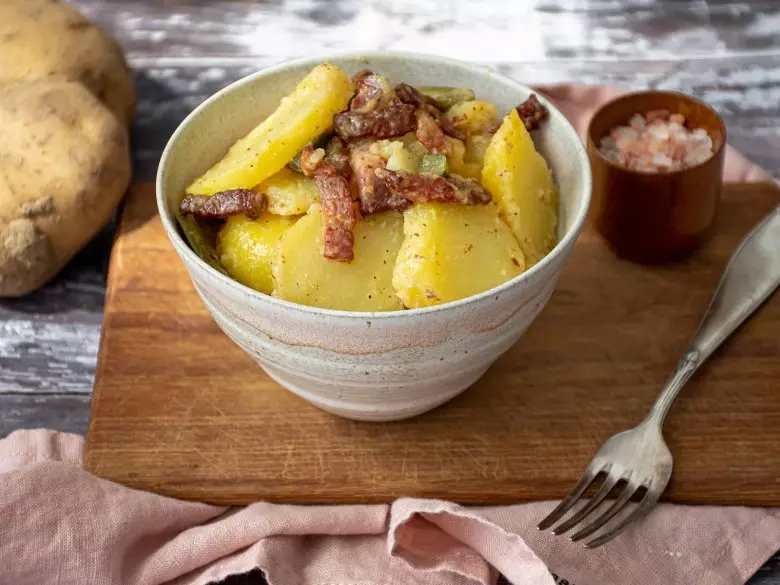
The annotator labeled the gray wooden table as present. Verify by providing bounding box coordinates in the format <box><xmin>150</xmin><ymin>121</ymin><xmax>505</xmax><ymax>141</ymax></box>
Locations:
<box><xmin>1</xmin><ymin>1</ymin><xmax>778</xmax><ymax>582</ymax></box>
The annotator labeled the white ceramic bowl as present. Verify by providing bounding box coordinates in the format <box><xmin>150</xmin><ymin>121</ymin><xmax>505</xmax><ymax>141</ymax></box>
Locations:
<box><xmin>157</xmin><ymin>51</ymin><xmax>591</xmax><ymax>421</ymax></box>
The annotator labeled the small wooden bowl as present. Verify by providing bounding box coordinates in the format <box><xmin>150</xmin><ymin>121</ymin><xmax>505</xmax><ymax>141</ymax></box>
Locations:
<box><xmin>587</xmin><ymin>91</ymin><xmax>726</xmax><ymax>264</ymax></box>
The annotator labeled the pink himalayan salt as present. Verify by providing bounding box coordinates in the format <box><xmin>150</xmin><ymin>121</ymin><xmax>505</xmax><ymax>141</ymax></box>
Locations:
<box><xmin>599</xmin><ymin>110</ymin><xmax>713</xmax><ymax>172</ymax></box>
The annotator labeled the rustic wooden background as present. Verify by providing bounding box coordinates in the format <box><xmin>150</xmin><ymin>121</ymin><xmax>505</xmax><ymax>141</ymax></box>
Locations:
<box><xmin>0</xmin><ymin>0</ymin><xmax>778</xmax><ymax>582</ymax></box>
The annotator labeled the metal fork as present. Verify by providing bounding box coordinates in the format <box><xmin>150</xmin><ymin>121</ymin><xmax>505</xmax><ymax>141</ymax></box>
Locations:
<box><xmin>538</xmin><ymin>205</ymin><xmax>780</xmax><ymax>548</ymax></box>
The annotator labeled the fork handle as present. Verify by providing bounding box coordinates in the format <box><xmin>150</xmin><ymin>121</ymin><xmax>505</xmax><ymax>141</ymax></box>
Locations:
<box><xmin>648</xmin><ymin>205</ymin><xmax>780</xmax><ymax>425</ymax></box>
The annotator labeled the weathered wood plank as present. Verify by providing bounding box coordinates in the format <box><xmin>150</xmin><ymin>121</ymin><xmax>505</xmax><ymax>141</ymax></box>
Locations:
<box><xmin>72</xmin><ymin>0</ymin><xmax>780</xmax><ymax>61</ymax></box>
<box><xmin>0</xmin><ymin>225</ymin><xmax>111</xmax><ymax>394</ymax></box>
<box><xmin>0</xmin><ymin>395</ymin><xmax>91</xmax><ymax>437</ymax></box>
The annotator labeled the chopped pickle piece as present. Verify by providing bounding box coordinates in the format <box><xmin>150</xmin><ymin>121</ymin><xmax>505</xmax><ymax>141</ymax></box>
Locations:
<box><xmin>418</xmin><ymin>86</ymin><xmax>476</xmax><ymax>110</ymax></box>
<box><xmin>418</xmin><ymin>153</ymin><xmax>448</xmax><ymax>176</ymax></box>
<box><xmin>176</xmin><ymin>212</ymin><xmax>229</xmax><ymax>275</ymax></box>
<box><xmin>400</xmin><ymin>132</ymin><xmax>431</xmax><ymax>158</ymax></box>
<box><xmin>464</xmin><ymin>134</ymin><xmax>492</xmax><ymax>165</ymax></box>
<box><xmin>445</xmin><ymin>137</ymin><xmax>481</xmax><ymax>180</ymax></box>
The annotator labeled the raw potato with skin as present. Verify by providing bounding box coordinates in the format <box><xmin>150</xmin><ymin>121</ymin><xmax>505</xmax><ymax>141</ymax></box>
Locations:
<box><xmin>0</xmin><ymin>80</ymin><xmax>130</xmax><ymax>296</ymax></box>
<box><xmin>0</xmin><ymin>0</ymin><xmax>135</xmax><ymax>126</ymax></box>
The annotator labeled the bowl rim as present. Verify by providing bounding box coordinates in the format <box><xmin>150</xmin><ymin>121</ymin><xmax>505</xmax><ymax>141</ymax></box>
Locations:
<box><xmin>156</xmin><ymin>50</ymin><xmax>592</xmax><ymax>319</ymax></box>
<box><xmin>586</xmin><ymin>89</ymin><xmax>727</xmax><ymax>177</ymax></box>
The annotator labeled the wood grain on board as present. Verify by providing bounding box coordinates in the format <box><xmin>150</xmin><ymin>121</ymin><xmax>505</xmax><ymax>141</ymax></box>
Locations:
<box><xmin>84</xmin><ymin>182</ymin><xmax>780</xmax><ymax>506</ymax></box>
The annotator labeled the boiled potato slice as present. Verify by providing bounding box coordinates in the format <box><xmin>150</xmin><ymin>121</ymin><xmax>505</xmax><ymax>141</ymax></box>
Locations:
<box><xmin>273</xmin><ymin>205</ymin><xmax>404</xmax><ymax>311</ymax></box>
<box><xmin>370</xmin><ymin>139</ymin><xmax>421</xmax><ymax>173</ymax></box>
<box><xmin>393</xmin><ymin>203</ymin><xmax>525</xmax><ymax>309</ymax></box>
<box><xmin>186</xmin><ymin>64</ymin><xmax>354</xmax><ymax>195</ymax></box>
<box><xmin>481</xmin><ymin>109</ymin><xmax>558</xmax><ymax>266</ymax></box>
<box><xmin>446</xmin><ymin>100</ymin><xmax>497</xmax><ymax>135</ymax></box>
<box><xmin>218</xmin><ymin>213</ymin><xmax>297</xmax><ymax>294</ymax></box>
<box><xmin>445</xmin><ymin>137</ymin><xmax>481</xmax><ymax>180</ymax></box>
<box><xmin>255</xmin><ymin>167</ymin><xmax>319</xmax><ymax>215</ymax></box>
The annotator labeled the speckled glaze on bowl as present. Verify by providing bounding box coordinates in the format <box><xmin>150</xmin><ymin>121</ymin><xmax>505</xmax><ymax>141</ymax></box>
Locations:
<box><xmin>157</xmin><ymin>51</ymin><xmax>591</xmax><ymax>421</ymax></box>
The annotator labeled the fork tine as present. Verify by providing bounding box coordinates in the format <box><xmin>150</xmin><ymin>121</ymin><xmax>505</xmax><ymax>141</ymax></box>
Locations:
<box><xmin>585</xmin><ymin>487</ymin><xmax>660</xmax><ymax>548</ymax></box>
<box><xmin>569</xmin><ymin>479</ymin><xmax>641</xmax><ymax>542</ymax></box>
<box><xmin>537</xmin><ymin>462</ymin><xmax>606</xmax><ymax>531</ymax></box>
<box><xmin>552</xmin><ymin>471</ymin><xmax>622</xmax><ymax>535</ymax></box>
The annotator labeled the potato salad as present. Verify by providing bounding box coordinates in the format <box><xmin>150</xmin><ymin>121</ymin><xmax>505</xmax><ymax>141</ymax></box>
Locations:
<box><xmin>178</xmin><ymin>64</ymin><xmax>559</xmax><ymax>311</ymax></box>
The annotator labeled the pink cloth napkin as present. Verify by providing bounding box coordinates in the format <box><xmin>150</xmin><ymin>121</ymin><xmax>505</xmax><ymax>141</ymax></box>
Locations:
<box><xmin>2</xmin><ymin>85</ymin><xmax>778</xmax><ymax>585</ymax></box>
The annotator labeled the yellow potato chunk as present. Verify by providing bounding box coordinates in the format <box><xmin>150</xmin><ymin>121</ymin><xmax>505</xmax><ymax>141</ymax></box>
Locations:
<box><xmin>255</xmin><ymin>167</ymin><xmax>319</xmax><ymax>215</ymax></box>
<box><xmin>370</xmin><ymin>139</ymin><xmax>421</xmax><ymax>173</ymax></box>
<box><xmin>481</xmin><ymin>109</ymin><xmax>558</xmax><ymax>266</ymax></box>
<box><xmin>392</xmin><ymin>203</ymin><xmax>526</xmax><ymax>309</ymax></box>
<box><xmin>218</xmin><ymin>213</ymin><xmax>297</xmax><ymax>294</ymax></box>
<box><xmin>446</xmin><ymin>137</ymin><xmax>481</xmax><ymax>180</ymax></box>
<box><xmin>273</xmin><ymin>205</ymin><xmax>404</xmax><ymax>311</ymax></box>
<box><xmin>186</xmin><ymin>64</ymin><xmax>354</xmax><ymax>195</ymax></box>
<box><xmin>445</xmin><ymin>100</ymin><xmax>497</xmax><ymax>135</ymax></box>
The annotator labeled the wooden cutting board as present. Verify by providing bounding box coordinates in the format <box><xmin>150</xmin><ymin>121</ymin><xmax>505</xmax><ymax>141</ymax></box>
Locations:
<box><xmin>84</xmin><ymin>183</ymin><xmax>780</xmax><ymax>506</ymax></box>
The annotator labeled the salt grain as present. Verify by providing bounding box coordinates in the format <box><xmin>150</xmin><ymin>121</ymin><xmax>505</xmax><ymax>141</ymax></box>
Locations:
<box><xmin>599</xmin><ymin>110</ymin><xmax>714</xmax><ymax>173</ymax></box>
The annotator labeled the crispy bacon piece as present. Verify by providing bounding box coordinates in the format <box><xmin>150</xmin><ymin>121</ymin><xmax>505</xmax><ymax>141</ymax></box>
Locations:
<box><xmin>437</xmin><ymin>111</ymin><xmax>466</xmax><ymax>141</ymax></box>
<box><xmin>415</xmin><ymin>109</ymin><xmax>451</xmax><ymax>155</ymax></box>
<box><xmin>334</xmin><ymin>102</ymin><xmax>416</xmax><ymax>141</ymax></box>
<box><xmin>323</xmin><ymin>136</ymin><xmax>351</xmax><ymax>177</ymax></box>
<box><xmin>349</xmin><ymin>73</ymin><xmax>395</xmax><ymax>114</ymax></box>
<box><xmin>300</xmin><ymin>145</ymin><xmax>357</xmax><ymax>262</ymax></box>
<box><xmin>484</xmin><ymin>94</ymin><xmax>550</xmax><ymax>134</ymax></box>
<box><xmin>179</xmin><ymin>189</ymin><xmax>266</xmax><ymax>219</ymax></box>
<box><xmin>317</xmin><ymin>172</ymin><xmax>357</xmax><ymax>261</ymax></box>
<box><xmin>349</xmin><ymin>143</ymin><xmax>410</xmax><ymax>215</ymax></box>
<box><xmin>299</xmin><ymin>144</ymin><xmax>326</xmax><ymax>176</ymax></box>
<box><xmin>394</xmin><ymin>83</ymin><xmax>431</xmax><ymax>109</ymax></box>
<box><xmin>395</xmin><ymin>82</ymin><xmax>465</xmax><ymax>141</ymax></box>
<box><xmin>375</xmin><ymin>168</ymin><xmax>491</xmax><ymax>205</ymax></box>
<box><xmin>515</xmin><ymin>94</ymin><xmax>549</xmax><ymax>131</ymax></box>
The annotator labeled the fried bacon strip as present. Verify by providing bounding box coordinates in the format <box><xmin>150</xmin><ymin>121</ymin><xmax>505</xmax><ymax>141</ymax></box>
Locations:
<box><xmin>394</xmin><ymin>82</ymin><xmax>431</xmax><ymax>109</ymax></box>
<box><xmin>300</xmin><ymin>145</ymin><xmax>357</xmax><ymax>262</ymax></box>
<box><xmin>333</xmin><ymin>102</ymin><xmax>416</xmax><ymax>141</ymax></box>
<box><xmin>179</xmin><ymin>189</ymin><xmax>266</xmax><ymax>219</ymax></box>
<box><xmin>349</xmin><ymin>73</ymin><xmax>395</xmax><ymax>114</ymax></box>
<box><xmin>349</xmin><ymin>143</ymin><xmax>410</xmax><ymax>215</ymax></box>
<box><xmin>395</xmin><ymin>82</ymin><xmax>465</xmax><ymax>141</ymax></box>
<box><xmin>415</xmin><ymin>109</ymin><xmax>451</xmax><ymax>155</ymax></box>
<box><xmin>516</xmin><ymin>93</ymin><xmax>549</xmax><ymax>131</ymax></box>
<box><xmin>322</xmin><ymin>136</ymin><xmax>351</xmax><ymax>177</ymax></box>
<box><xmin>375</xmin><ymin>168</ymin><xmax>491</xmax><ymax>206</ymax></box>
<box><xmin>486</xmin><ymin>93</ymin><xmax>550</xmax><ymax>134</ymax></box>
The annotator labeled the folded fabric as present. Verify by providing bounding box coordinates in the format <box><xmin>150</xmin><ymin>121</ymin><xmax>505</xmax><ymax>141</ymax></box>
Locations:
<box><xmin>2</xmin><ymin>430</ymin><xmax>779</xmax><ymax>585</ymax></box>
<box><xmin>2</xmin><ymin>84</ymin><xmax>778</xmax><ymax>585</ymax></box>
